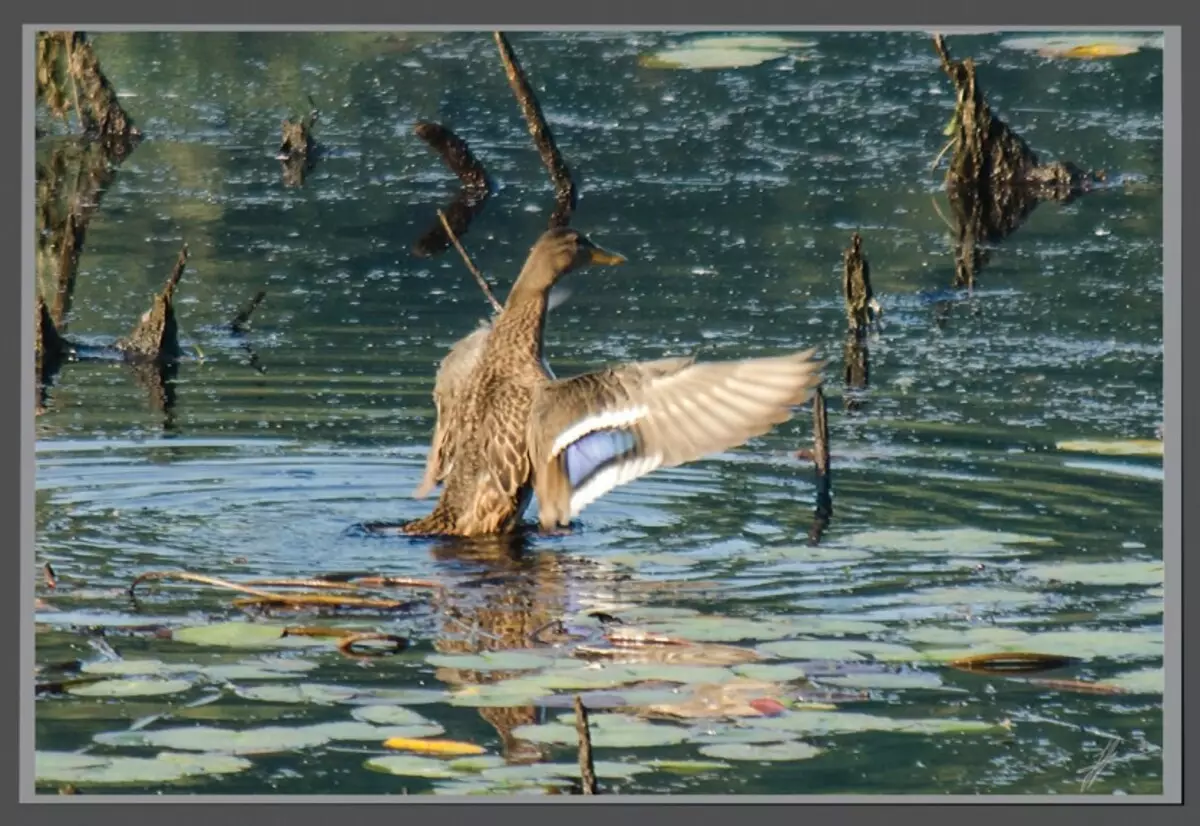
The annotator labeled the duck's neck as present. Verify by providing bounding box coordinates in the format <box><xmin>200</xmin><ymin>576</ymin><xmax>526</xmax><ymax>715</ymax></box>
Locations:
<box><xmin>491</xmin><ymin>257</ymin><xmax>557</xmax><ymax>366</ymax></box>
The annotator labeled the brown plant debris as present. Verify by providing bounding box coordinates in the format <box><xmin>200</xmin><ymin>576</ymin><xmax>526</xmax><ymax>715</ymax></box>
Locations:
<box><xmin>128</xmin><ymin>570</ymin><xmax>422</xmax><ymax>612</ymax></box>
<box><xmin>931</xmin><ymin>34</ymin><xmax>1103</xmax><ymax>288</ymax></box>
<box><xmin>495</xmin><ymin>31</ymin><xmax>578</xmax><ymax>228</ymax></box>
<box><xmin>116</xmin><ymin>245</ymin><xmax>189</xmax><ymax>363</ymax></box>
<box><xmin>412</xmin><ymin>122</ymin><xmax>494</xmax><ymax>257</ymax></box>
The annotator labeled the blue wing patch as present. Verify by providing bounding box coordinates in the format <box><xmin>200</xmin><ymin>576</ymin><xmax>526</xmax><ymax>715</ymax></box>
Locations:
<box><xmin>563</xmin><ymin>428</ymin><xmax>639</xmax><ymax>489</ymax></box>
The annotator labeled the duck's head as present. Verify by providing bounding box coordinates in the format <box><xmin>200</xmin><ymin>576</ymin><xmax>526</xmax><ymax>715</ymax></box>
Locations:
<box><xmin>530</xmin><ymin>227</ymin><xmax>627</xmax><ymax>283</ymax></box>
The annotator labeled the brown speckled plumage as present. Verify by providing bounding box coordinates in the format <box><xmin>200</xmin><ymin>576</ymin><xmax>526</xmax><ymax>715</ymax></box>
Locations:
<box><xmin>405</xmin><ymin>228</ymin><xmax>824</xmax><ymax>538</ymax></box>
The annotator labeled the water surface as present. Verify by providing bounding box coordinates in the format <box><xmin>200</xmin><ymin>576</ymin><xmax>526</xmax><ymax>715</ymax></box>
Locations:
<box><xmin>34</xmin><ymin>30</ymin><xmax>1164</xmax><ymax>796</ymax></box>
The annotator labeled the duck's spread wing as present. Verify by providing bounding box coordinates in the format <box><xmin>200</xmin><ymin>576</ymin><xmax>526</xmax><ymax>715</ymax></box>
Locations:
<box><xmin>414</xmin><ymin>322</ymin><xmax>491</xmax><ymax>498</ymax></box>
<box><xmin>527</xmin><ymin>349</ymin><xmax>823</xmax><ymax>525</ymax></box>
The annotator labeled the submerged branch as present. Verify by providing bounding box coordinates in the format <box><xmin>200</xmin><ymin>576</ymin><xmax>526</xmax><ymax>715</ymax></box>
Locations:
<box><xmin>494</xmin><ymin>31</ymin><xmax>578</xmax><ymax>227</ymax></box>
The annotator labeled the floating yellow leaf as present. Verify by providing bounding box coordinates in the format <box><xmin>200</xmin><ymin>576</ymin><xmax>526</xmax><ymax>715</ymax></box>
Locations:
<box><xmin>1056</xmin><ymin>439</ymin><xmax>1163</xmax><ymax>457</ymax></box>
<box><xmin>382</xmin><ymin>737</ymin><xmax>486</xmax><ymax>756</ymax></box>
<box><xmin>1000</xmin><ymin>34</ymin><xmax>1161</xmax><ymax>59</ymax></box>
<box><xmin>1054</xmin><ymin>43</ymin><xmax>1140</xmax><ymax>59</ymax></box>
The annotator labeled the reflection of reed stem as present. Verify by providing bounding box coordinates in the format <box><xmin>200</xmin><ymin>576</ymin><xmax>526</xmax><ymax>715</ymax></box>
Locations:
<box><xmin>438</xmin><ymin>209</ymin><xmax>503</xmax><ymax>313</ymax></box>
<box><xmin>807</xmin><ymin>386</ymin><xmax>833</xmax><ymax>546</ymax></box>
<box><xmin>574</xmin><ymin>695</ymin><xmax>598</xmax><ymax>794</ymax></box>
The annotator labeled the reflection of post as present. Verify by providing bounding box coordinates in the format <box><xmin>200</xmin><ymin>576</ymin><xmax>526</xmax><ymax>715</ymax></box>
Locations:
<box><xmin>494</xmin><ymin>32</ymin><xmax>578</xmax><ymax>228</ymax></box>
<box><xmin>807</xmin><ymin>386</ymin><xmax>833</xmax><ymax>546</ymax></box>
<box><xmin>36</xmin><ymin>141</ymin><xmax>122</xmax><ymax>332</ymax></box>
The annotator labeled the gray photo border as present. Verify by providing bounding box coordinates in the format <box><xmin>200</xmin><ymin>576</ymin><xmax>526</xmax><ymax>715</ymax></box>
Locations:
<box><xmin>8</xmin><ymin>1</ymin><xmax>1191</xmax><ymax>823</ymax></box>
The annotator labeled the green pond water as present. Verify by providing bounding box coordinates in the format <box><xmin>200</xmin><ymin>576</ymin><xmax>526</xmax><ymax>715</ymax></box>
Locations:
<box><xmin>33</xmin><ymin>30</ymin><xmax>1164</xmax><ymax>796</ymax></box>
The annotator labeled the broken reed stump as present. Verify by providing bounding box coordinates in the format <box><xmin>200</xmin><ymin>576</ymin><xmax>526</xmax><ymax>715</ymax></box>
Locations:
<box><xmin>412</xmin><ymin>122</ymin><xmax>494</xmax><ymax>258</ymax></box>
<box><xmin>116</xmin><ymin>245</ymin><xmax>189</xmax><ymax>363</ymax></box>
<box><xmin>807</xmin><ymin>386</ymin><xmax>833</xmax><ymax>546</ymax></box>
<box><xmin>573</xmin><ymin>695</ymin><xmax>598</xmax><ymax>795</ymax></box>
<box><xmin>495</xmin><ymin>31</ymin><xmax>578</xmax><ymax>228</ymax></box>
<box><xmin>931</xmin><ymin>34</ymin><xmax>1102</xmax><ymax>289</ymax></box>
<box><xmin>36</xmin><ymin>32</ymin><xmax>141</xmax><ymax>160</ymax></box>
<box><xmin>279</xmin><ymin>103</ymin><xmax>319</xmax><ymax>187</ymax></box>
<box><xmin>841</xmin><ymin>233</ymin><xmax>875</xmax><ymax>410</ymax></box>
<box><xmin>842</xmin><ymin>232</ymin><xmax>878</xmax><ymax>338</ymax></box>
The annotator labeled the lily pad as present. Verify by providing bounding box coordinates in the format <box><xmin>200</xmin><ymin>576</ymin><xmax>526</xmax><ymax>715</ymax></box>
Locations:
<box><xmin>1106</xmin><ymin>667</ymin><xmax>1164</xmax><ymax>695</ymax></box>
<box><xmin>95</xmin><ymin>724</ymin><xmax>333</xmax><ymax>755</ymax></box>
<box><xmin>815</xmin><ymin>671</ymin><xmax>946</xmax><ymax>691</ymax></box>
<box><xmin>839</xmin><ymin>528</ymin><xmax>1054</xmax><ymax>557</ymax></box>
<box><xmin>698</xmin><ymin>741</ymin><xmax>824</xmax><ymax>762</ymax></box>
<box><xmin>232</xmin><ymin>682</ymin><xmax>361</xmax><ymax>705</ymax></box>
<box><xmin>638</xmin><ymin>616</ymin><xmax>801</xmax><ymax>643</ymax></box>
<box><xmin>951</xmin><ymin>629</ymin><xmax>1163</xmax><ymax>662</ymax></box>
<box><xmin>81</xmin><ymin>659</ymin><xmax>195</xmax><ymax>678</ymax></box>
<box><xmin>902</xmin><ymin>625</ymin><xmax>1032</xmax><ymax>648</ymax></box>
<box><xmin>426</xmin><ymin>651</ymin><xmax>553</xmax><ymax>672</ymax></box>
<box><xmin>749</xmin><ymin>710</ymin><xmax>1005</xmax><ymax>736</ymax></box>
<box><xmin>448</xmin><ymin>755</ymin><xmax>509</xmax><ymax>772</ymax></box>
<box><xmin>512</xmin><ymin>715</ymin><xmax>689</xmax><ymax>748</ymax></box>
<box><xmin>640</xmin><ymin>36</ymin><xmax>814</xmax><ymax>70</ymax></box>
<box><xmin>907</xmin><ymin>587</ymin><xmax>1042</xmax><ymax>607</ymax></box>
<box><xmin>758</xmin><ymin>639</ymin><xmax>920</xmax><ymax>663</ymax></box>
<box><xmin>731</xmin><ymin>663</ymin><xmax>808</xmax><ymax>682</ymax></box>
<box><xmin>364</xmin><ymin>754</ymin><xmax>465</xmax><ymax>779</ymax></box>
<box><xmin>173</xmin><ymin>622</ymin><xmax>323</xmax><ymax>650</ymax></box>
<box><xmin>619</xmin><ymin>663</ymin><xmax>738</xmax><ymax>685</ymax></box>
<box><xmin>446</xmin><ymin>680</ymin><xmax>551</xmax><ymax>707</ymax></box>
<box><xmin>645</xmin><ymin>759</ymin><xmax>732</xmax><ymax>774</ymax></box>
<box><xmin>480</xmin><ymin>761</ymin><xmax>649</xmax><ymax>783</ymax></box>
<box><xmin>67</xmin><ymin>678</ymin><xmax>194</xmax><ymax>698</ymax></box>
<box><xmin>1020</xmin><ymin>561</ymin><xmax>1163</xmax><ymax>587</ymax></box>
<box><xmin>759</xmin><ymin>546</ymin><xmax>874</xmax><ymax>565</ymax></box>
<box><xmin>686</xmin><ymin>726</ymin><xmax>798</xmax><ymax>745</ymax></box>
<box><xmin>307</xmin><ymin>721</ymin><xmax>446</xmax><ymax>741</ymax></box>
<box><xmin>344</xmin><ymin>687</ymin><xmax>449</xmax><ymax>706</ymax></box>
<box><xmin>36</xmin><ymin>750</ymin><xmax>252</xmax><ymax>786</ymax></box>
<box><xmin>350</xmin><ymin>705</ymin><xmax>435</xmax><ymax>727</ymax></box>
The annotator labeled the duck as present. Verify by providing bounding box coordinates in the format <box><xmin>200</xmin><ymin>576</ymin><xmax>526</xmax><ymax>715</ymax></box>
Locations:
<box><xmin>404</xmin><ymin>226</ymin><xmax>823</xmax><ymax>538</ymax></box>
